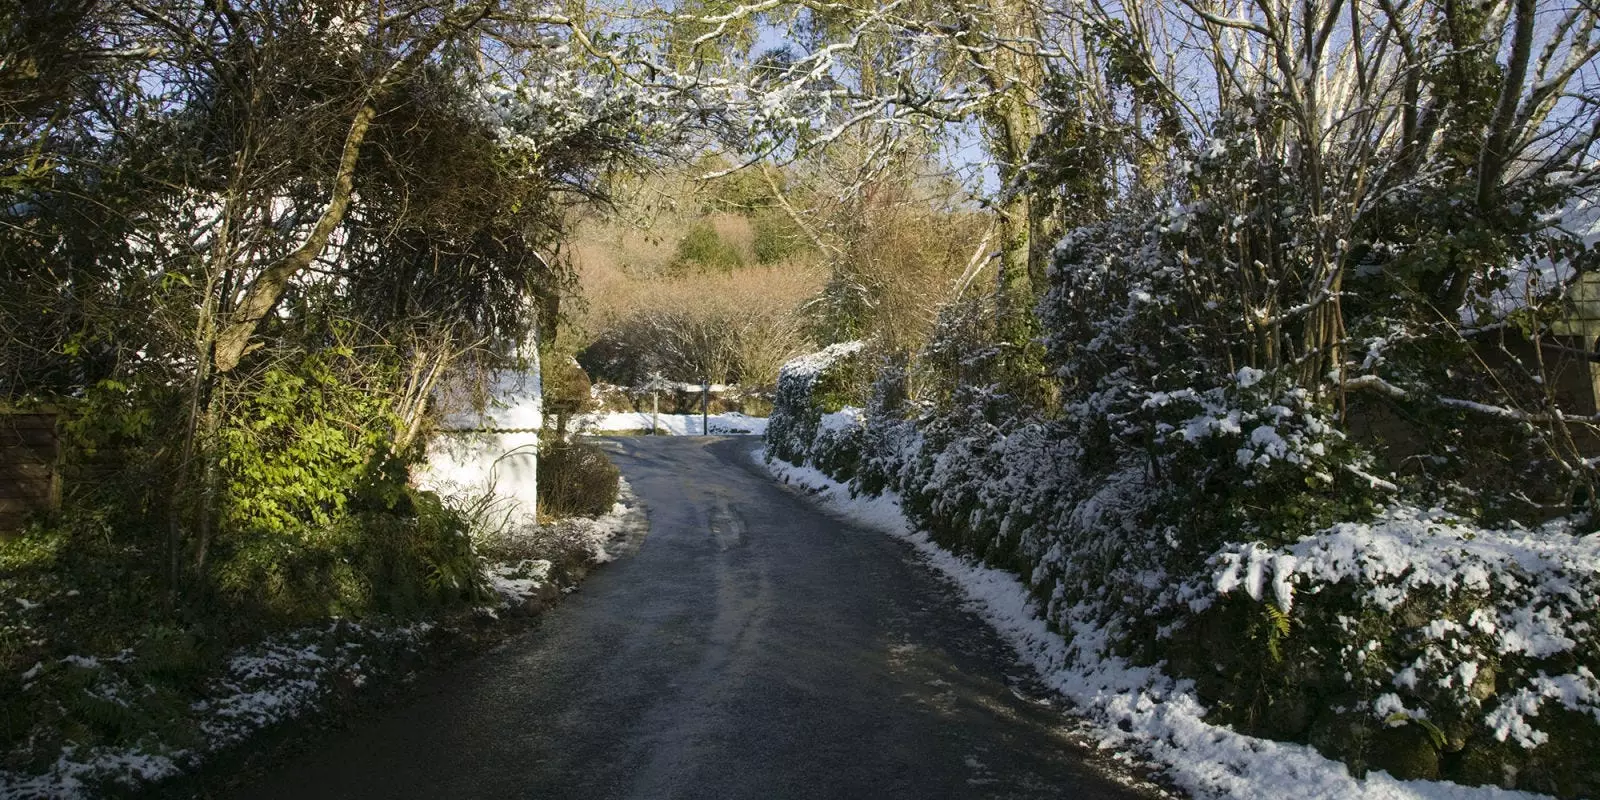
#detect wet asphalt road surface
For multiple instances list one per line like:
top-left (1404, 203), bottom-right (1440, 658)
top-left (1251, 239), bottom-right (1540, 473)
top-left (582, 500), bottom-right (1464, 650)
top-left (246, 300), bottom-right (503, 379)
top-left (235, 436), bottom-right (1160, 800)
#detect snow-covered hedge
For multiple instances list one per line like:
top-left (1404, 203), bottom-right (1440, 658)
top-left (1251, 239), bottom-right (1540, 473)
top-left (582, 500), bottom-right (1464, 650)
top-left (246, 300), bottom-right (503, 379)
top-left (764, 340), bottom-right (867, 467)
top-left (766, 342), bottom-right (1600, 797)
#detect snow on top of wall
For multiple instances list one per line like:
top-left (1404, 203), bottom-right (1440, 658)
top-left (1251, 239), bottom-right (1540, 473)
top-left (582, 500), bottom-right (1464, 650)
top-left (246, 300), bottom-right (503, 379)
top-left (575, 412), bottom-right (767, 436)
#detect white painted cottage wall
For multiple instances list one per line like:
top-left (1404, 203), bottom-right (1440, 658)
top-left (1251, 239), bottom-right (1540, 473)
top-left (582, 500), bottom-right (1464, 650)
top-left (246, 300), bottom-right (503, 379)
top-left (417, 346), bottom-right (543, 528)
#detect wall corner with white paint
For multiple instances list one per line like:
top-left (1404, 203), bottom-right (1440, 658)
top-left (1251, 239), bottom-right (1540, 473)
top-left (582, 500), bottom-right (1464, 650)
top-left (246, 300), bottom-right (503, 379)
top-left (416, 340), bottom-right (544, 529)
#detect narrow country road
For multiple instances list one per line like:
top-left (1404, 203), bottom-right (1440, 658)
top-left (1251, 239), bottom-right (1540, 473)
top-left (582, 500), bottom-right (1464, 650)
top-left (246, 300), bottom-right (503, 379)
top-left (232, 437), bottom-right (1160, 800)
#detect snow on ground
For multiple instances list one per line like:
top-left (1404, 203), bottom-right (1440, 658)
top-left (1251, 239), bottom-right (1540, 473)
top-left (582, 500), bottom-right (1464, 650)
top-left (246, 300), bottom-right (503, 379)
top-left (571, 475), bottom-right (650, 559)
top-left (575, 411), bottom-right (767, 436)
top-left (481, 476), bottom-right (648, 608)
top-left (757, 448), bottom-right (1551, 800)
top-left (0, 623), bottom-right (432, 800)
top-left (484, 558), bottom-right (554, 605)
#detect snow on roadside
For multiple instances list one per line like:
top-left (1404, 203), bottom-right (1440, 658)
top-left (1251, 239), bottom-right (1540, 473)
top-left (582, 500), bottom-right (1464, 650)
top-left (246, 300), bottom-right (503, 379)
top-left (0, 746), bottom-right (183, 800)
top-left (757, 448), bottom-right (1548, 800)
top-left (481, 476), bottom-right (648, 608)
top-left (0, 623), bottom-right (431, 800)
top-left (575, 411), bottom-right (767, 436)
top-left (485, 558), bottom-right (553, 605)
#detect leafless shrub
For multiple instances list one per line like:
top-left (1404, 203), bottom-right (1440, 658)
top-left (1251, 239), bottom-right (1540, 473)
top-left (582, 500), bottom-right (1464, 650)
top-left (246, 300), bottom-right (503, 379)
top-left (577, 265), bottom-right (821, 388)
top-left (537, 438), bottom-right (620, 519)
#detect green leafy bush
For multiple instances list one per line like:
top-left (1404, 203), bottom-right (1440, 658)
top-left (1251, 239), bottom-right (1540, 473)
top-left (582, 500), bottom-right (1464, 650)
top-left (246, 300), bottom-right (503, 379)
top-left (211, 488), bottom-right (487, 622)
top-left (194, 347), bottom-right (490, 622)
top-left (670, 221), bottom-right (743, 273)
top-left (752, 210), bottom-right (809, 264)
top-left (215, 349), bottom-right (399, 536)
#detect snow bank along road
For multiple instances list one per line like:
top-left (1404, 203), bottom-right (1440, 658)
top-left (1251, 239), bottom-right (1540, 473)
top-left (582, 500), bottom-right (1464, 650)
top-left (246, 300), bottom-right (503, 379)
top-left (233, 437), bottom-right (1161, 800)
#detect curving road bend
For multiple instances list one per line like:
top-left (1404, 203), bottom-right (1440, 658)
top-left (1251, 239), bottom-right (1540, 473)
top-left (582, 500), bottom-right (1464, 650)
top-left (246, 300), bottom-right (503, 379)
top-left (233, 436), bottom-right (1162, 800)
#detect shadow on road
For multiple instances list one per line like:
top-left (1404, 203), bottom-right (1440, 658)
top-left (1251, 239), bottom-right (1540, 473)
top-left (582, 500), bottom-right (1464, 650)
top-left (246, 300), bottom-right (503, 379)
top-left (228, 436), bottom-right (1168, 800)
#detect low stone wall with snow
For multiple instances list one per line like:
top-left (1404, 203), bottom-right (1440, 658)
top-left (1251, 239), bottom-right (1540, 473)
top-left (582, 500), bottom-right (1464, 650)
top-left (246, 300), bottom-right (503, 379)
top-left (573, 411), bottom-right (767, 436)
top-left (765, 346), bottom-right (1600, 798)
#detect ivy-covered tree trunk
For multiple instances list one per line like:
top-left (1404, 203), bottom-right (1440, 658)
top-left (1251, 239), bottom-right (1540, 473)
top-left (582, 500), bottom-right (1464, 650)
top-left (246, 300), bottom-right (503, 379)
top-left (993, 186), bottom-right (1042, 391)
top-left (963, 0), bottom-right (1049, 404)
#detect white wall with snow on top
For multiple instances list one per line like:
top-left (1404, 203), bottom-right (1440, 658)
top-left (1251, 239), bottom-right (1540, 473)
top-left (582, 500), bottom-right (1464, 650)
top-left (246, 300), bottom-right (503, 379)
top-left (418, 362), bottom-right (543, 526)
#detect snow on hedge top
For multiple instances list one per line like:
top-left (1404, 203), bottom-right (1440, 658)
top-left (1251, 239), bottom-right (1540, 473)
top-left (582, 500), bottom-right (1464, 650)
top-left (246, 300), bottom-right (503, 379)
top-left (777, 340), bottom-right (865, 387)
top-left (1213, 506), bottom-right (1600, 749)
top-left (819, 406), bottom-right (865, 434)
top-left (1310, 511), bottom-right (1590, 627)
top-left (1218, 507), bottom-right (1600, 654)
top-left (761, 452), bottom-right (1564, 800)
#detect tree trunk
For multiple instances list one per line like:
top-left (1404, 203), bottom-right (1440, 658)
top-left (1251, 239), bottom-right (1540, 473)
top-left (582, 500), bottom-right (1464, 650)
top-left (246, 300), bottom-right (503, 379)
top-left (211, 0), bottom-right (494, 374)
top-left (212, 101), bottom-right (377, 373)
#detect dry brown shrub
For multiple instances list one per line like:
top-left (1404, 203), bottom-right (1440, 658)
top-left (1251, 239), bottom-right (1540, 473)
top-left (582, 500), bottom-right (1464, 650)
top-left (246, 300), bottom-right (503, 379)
top-left (707, 212), bottom-right (756, 265)
top-left (564, 156), bottom-right (981, 389)
top-left (574, 264), bottom-right (823, 388)
top-left (830, 193), bottom-right (988, 352)
top-left (739, 143), bottom-right (991, 354)
top-left (536, 439), bottom-right (620, 518)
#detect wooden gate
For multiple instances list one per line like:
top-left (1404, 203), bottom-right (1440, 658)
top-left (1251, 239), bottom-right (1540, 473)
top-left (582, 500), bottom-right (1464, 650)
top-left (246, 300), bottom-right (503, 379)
top-left (0, 412), bottom-right (61, 535)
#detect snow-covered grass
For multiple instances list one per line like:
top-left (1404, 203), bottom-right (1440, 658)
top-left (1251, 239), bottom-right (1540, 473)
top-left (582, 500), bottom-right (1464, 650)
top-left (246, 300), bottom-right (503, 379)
top-left (759, 448), bottom-right (1555, 800)
top-left (574, 411), bottom-right (767, 436)
top-left (0, 622), bottom-right (432, 800)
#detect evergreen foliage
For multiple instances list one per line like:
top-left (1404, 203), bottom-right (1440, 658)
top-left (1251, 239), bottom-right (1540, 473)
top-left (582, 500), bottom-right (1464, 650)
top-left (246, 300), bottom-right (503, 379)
top-left (763, 0), bottom-right (1600, 791)
top-left (670, 221), bottom-right (744, 273)
top-left (0, 1), bottom-right (666, 787)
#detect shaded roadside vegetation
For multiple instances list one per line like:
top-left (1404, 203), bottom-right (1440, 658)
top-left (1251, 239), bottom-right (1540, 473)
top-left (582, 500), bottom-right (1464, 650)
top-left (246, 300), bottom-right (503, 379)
top-left (0, 0), bottom-right (651, 792)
